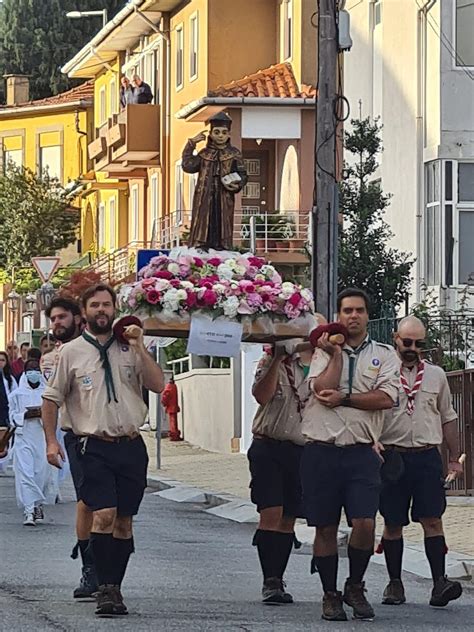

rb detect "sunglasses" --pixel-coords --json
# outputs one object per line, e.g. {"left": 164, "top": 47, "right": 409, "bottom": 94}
{"left": 401, "top": 338, "right": 427, "bottom": 349}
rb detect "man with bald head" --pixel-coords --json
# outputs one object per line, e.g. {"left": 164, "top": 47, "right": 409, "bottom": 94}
{"left": 379, "top": 316, "right": 463, "bottom": 608}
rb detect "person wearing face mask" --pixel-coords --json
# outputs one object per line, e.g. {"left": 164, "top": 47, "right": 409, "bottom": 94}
{"left": 182, "top": 111, "right": 248, "bottom": 250}
{"left": 378, "top": 316, "right": 463, "bottom": 609}
{"left": 9, "top": 359, "right": 56, "bottom": 525}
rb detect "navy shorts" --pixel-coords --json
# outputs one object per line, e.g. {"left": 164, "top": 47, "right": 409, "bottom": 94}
{"left": 64, "top": 431, "right": 84, "bottom": 502}
{"left": 380, "top": 448, "right": 446, "bottom": 526}
{"left": 78, "top": 435, "right": 149, "bottom": 516}
{"left": 301, "top": 442, "right": 382, "bottom": 527}
{"left": 248, "top": 438, "right": 303, "bottom": 518}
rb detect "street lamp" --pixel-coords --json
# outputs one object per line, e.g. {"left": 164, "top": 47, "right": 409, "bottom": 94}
{"left": 7, "top": 289, "right": 21, "bottom": 340}
{"left": 66, "top": 10, "right": 108, "bottom": 28}
{"left": 36, "top": 283, "right": 56, "bottom": 312}
{"left": 25, "top": 292, "right": 37, "bottom": 315}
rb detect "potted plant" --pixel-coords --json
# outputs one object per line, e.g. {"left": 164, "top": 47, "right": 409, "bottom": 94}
{"left": 272, "top": 217, "right": 295, "bottom": 252}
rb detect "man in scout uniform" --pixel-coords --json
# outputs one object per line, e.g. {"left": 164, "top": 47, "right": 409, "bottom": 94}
{"left": 43, "top": 296, "right": 98, "bottom": 599}
{"left": 379, "top": 316, "right": 463, "bottom": 608}
{"left": 249, "top": 339, "right": 313, "bottom": 605}
{"left": 42, "top": 284, "right": 164, "bottom": 617}
{"left": 301, "top": 288, "right": 399, "bottom": 622}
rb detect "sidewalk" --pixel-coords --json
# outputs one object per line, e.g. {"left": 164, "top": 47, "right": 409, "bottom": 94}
{"left": 143, "top": 433, "right": 474, "bottom": 580}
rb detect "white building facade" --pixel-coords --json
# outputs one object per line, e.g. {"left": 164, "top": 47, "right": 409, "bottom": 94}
{"left": 344, "top": 0, "right": 474, "bottom": 309}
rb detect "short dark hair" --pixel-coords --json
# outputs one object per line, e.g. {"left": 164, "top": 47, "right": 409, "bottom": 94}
{"left": 27, "top": 347, "right": 42, "bottom": 361}
{"left": 81, "top": 283, "right": 117, "bottom": 309}
{"left": 40, "top": 335, "right": 55, "bottom": 345}
{"left": 45, "top": 296, "right": 81, "bottom": 319}
{"left": 20, "top": 342, "right": 30, "bottom": 350}
{"left": 337, "top": 288, "right": 370, "bottom": 313}
{"left": 24, "top": 358, "right": 40, "bottom": 371}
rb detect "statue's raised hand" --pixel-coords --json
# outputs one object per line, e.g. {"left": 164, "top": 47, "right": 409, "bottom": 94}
{"left": 190, "top": 132, "right": 207, "bottom": 144}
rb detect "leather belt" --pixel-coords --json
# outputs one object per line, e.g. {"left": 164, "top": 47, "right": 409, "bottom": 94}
{"left": 86, "top": 433, "right": 140, "bottom": 444}
{"left": 306, "top": 439, "right": 372, "bottom": 448}
{"left": 384, "top": 445, "right": 435, "bottom": 453}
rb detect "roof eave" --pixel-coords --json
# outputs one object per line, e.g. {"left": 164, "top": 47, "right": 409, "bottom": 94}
{"left": 0, "top": 99, "right": 93, "bottom": 117}
{"left": 175, "top": 96, "right": 316, "bottom": 120}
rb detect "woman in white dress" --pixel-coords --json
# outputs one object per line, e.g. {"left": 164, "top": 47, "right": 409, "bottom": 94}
{"left": 9, "top": 358, "right": 57, "bottom": 525}
{"left": 0, "top": 351, "right": 17, "bottom": 471}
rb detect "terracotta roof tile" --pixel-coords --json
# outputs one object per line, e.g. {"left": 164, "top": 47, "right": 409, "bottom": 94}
{"left": 1, "top": 80, "right": 94, "bottom": 110}
{"left": 210, "top": 63, "right": 316, "bottom": 99}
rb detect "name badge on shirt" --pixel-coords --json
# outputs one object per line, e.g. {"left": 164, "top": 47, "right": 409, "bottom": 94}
{"left": 82, "top": 375, "right": 93, "bottom": 390}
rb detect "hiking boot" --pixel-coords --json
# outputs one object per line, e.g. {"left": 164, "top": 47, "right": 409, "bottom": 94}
{"left": 23, "top": 512, "right": 36, "bottom": 526}
{"left": 262, "top": 577, "right": 292, "bottom": 605}
{"left": 95, "top": 585, "right": 128, "bottom": 616}
{"left": 382, "top": 579, "right": 406, "bottom": 605}
{"left": 33, "top": 505, "right": 44, "bottom": 523}
{"left": 73, "top": 565, "right": 99, "bottom": 599}
{"left": 343, "top": 580, "right": 375, "bottom": 620}
{"left": 429, "top": 576, "right": 462, "bottom": 607}
{"left": 322, "top": 591, "right": 347, "bottom": 621}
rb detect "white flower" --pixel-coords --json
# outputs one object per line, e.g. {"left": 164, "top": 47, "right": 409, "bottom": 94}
{"left": 176, "top": 289, "right": 187, "bottom": 301}
{"left": 155, "top": 279, "right": 171, "bottom": 292}
{"left": 213, "top": 283, "right": 227, "bottom": 294}
{"left": 217, "top": 263, "right": 234, "bottom": 280}
{"left": 167, "top": 262, "right": 180, "bottom": 275}
{"left": 234, "top": 264, "right": 246, "bottom": 276}
{"left": 180, "top": 281, "right": 194, "bottom": 289}
{"left": 280, "top": 282, "right": 296, "bottom": 300}
{"left": 301, "top": 288, "right": 313, "bottom": 302}
{"left": 261, "top": 264, "right": 277, "bottom": 278}
{"left": 162, "top": 288, "right": 180, "bottom": 312}
{"left": 223, "top": 296, "right": 239, "bottom": 318}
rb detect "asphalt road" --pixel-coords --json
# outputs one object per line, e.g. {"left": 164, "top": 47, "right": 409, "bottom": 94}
{"left": 1, "top": 471, "right": 473, "bottom": 631}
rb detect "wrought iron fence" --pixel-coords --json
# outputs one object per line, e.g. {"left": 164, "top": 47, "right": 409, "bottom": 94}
{"left": 445, "top": 369, "right": 473, "bottom": 495}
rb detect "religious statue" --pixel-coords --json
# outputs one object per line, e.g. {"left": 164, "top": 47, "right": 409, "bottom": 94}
{"left": 182, "top": 111, "right": 248, "bottom": 250}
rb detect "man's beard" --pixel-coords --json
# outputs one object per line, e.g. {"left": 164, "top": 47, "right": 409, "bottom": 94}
{"left": 87, "top": 314, "right": 113, "bottom": 335}
{"left": 53, "top": 322, "right": 77, "bottom": 342}
{"left": 401, "top": 349, "right": 419, "bottom": 363}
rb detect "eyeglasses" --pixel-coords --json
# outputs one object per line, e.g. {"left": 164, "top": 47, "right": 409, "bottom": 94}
{"left": 401, "top": 338, "right": 427, "bottom": 349}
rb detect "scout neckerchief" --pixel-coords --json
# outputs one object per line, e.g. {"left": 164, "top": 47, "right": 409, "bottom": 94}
{"left": 82, "top": 331, "right": 118, "bottom": 403}
{"left": 400, "top": 361, "right": 425, "bottom": 415}
{"left": 284, "top": 357, "right": 311, "bottom": 414}
{"left": 343, "top": 336, "right": 371, "bottom": 394}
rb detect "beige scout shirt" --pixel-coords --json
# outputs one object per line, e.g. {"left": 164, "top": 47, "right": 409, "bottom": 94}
{"left": 41, "top": 342, "right": 73, "bottom": 429}
{"left": 302, "top": 338, "right": 399, "bottom": 446}
{"left": 42, "top": 334, "right": 148, "bottom": 437}
{"left": 251, "top": 353, "right": 309, "bottom": 445}
{"left": 380, "top": 361, "right": 457, "bottom": 448}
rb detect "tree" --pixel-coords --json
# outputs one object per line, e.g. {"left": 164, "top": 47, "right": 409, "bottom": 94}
{"left": 0, "top": 164, "right": 80, "bottom": 271}
{"left": 338, "top": 118, "right": 414, "bottom": 318}
{"left": 0, "top": 0, "right": 124, "bottom": 101}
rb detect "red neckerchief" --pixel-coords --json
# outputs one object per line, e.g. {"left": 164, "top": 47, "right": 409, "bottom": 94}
{"left": 400, "top": 361, "right": 425, "bottom": 415}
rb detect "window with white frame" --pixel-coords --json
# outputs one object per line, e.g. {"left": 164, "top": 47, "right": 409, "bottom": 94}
{"left": 98, "top": 203, "right": 106, "bottom": 251}
{"left": 131, "top": 185, "right": 140, "bottom": 242}
{"left": 110, "top": 78, "right": 118, "bottom": 116}
{"left": 2, "top": 148, "right": 22, "bottom": 171}
{"left": 458, "top": 163, "right": 474, "bottom": 284}
{"left": 190, "top": 13, "right": 199, "bottom": 80}
{"left": 99, "top": 86, "right": 107, "bottom": 125}
{"left": 175, "top": 161, "right": 183, "bottom": 225}
{"left": 109, "top": 197, "right": 116, "bottom": 252}
{"left": 188, "top": 172, "right": 197, "bottom": 216}
{"left": 39, "top": 145, "right": 62, "bottom": 182}
{"left": 424, "top": 161, "right": 441, "bottom": 286}
{"left": 150, "top": 174, "right": 159, "bottom": 240}
{"left": 282, "top": 0, "right": 293, "bottom": 60}
{"left": 176, "top": 25, "right": 184, "bottom": 89}
{"left": 455, "top": 0, "right": 474, "bottom": 67}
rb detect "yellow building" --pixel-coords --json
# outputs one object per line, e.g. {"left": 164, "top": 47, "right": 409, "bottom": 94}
{"left": 62, "top": 0, "right": 317, "bottom": 283}
{"left": 0, "top": 76, "right": 94, "bottom": 347}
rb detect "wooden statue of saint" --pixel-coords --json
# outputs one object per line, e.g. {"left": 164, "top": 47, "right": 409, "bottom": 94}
{"left": 181, "top": 111, "right": 248, "bottom": 250}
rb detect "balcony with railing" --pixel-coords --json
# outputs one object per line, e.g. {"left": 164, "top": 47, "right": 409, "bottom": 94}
{"left": 87, "top": 104, "right": 160, "bottom": 177}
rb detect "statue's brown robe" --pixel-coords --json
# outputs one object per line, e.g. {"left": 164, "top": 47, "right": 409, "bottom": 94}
{"left": 181, "top": 139, "right": 247, "bottom": 250}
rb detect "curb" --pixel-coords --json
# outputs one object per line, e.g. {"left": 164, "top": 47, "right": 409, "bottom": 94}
{"left": 147, "top": 473, "right": 474, "bottom": 584}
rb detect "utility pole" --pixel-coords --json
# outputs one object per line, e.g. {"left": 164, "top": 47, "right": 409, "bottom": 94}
{"left": 312, "top": 0, "right": 339, "bottom": 320}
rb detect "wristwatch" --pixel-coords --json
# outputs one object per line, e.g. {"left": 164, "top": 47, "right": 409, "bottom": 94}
{"left": 341, "top": 394, "right": 352, "bottom": 407}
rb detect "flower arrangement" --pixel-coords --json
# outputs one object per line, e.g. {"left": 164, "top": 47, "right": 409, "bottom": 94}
{"left": 118, "top": 252, "right": 314, "bottom": 323}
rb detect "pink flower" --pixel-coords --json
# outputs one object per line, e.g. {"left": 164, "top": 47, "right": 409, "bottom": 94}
{"left": 239, "top": 280, "right": 255, "bottom": 293}
{"left": 237, "top": 300, "right": 254, "bottom": 315}
{"left": 247, "top": 292, "right": 263, "bottom": 307}
{"left": 248, "top": 256, "right": 265, "bottom": 268}
{"left": 202, "top": 289, "right": 218, "bottom": 307}
{"left": 146, "top": 289, "right": 161, "bottom": 305}
{"left": 170, "top": 279, "right": 181, "bottom": 288}
{"left": 288, "top": 292, "right": 301, "bottom": 307}
{"left": 185, "top": 291, "right": 197, "bottom": 308}
{"left": 141, "top": 278, "right": 156, "bottom": 288}
{"left": 155, "top": 270, "right": 174, "bottom": 280}
{"left": 207, "top": 257, "right": 222, "bottom": 267}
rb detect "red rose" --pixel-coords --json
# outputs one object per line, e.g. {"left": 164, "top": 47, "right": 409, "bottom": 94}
{"left": 185, "top": 291, "right": 197, "bottom": 308}
{"left": 248, "top": 256, "right": 265, "bottom": 268}
{"left": 146, "top": 289, "right": 161, "bottom": 305}
{"left": 207, "top": 257, "right": 222, "bottom": 266}
{"left": 193, "top": 257, "right": 204, "bottom": 267}
{"left": 288, "top": 292, "right": 301, "bottom": 307}
{"left": 155, "top": 270, "right": 173, "bottom": 280}
{"left": 202, "top": 289, "right": 217, "bottom": 306}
